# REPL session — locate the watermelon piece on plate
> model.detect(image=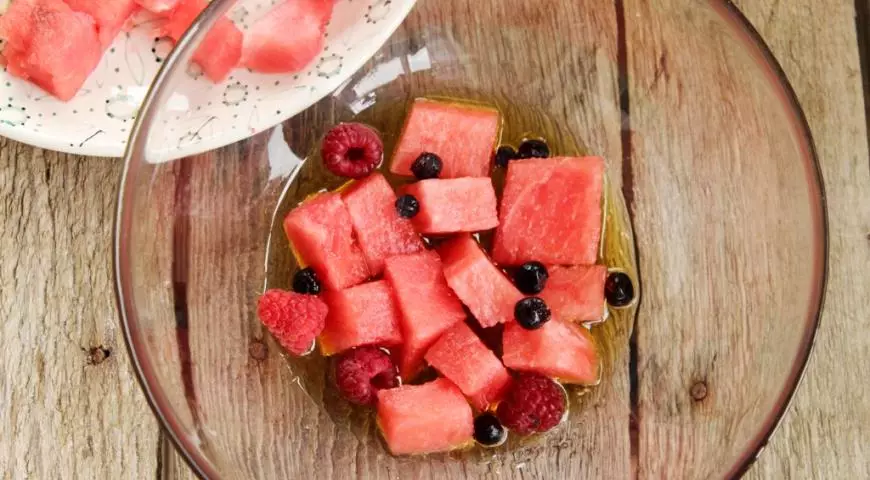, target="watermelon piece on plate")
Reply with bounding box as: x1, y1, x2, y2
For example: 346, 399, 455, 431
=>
342, 173, 425, 275
493, 157, 605, 266
502, 319, 600, 385
135, 0, 179, 13
0, 0, 103, 101
390, 99, 500, 178
192, 19, 243, 82
319, 280, 403, 355
425, 322, 512, 411
402, 178, 499, 234
438, 235, 523, 328
65, 0, 139, 47
377, 378, 474, 455
158, 0, 242, 82
243, 0, 333, 73
383, 252, 466, 380
540, 265, 607, 323
283, 192, 370, 291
